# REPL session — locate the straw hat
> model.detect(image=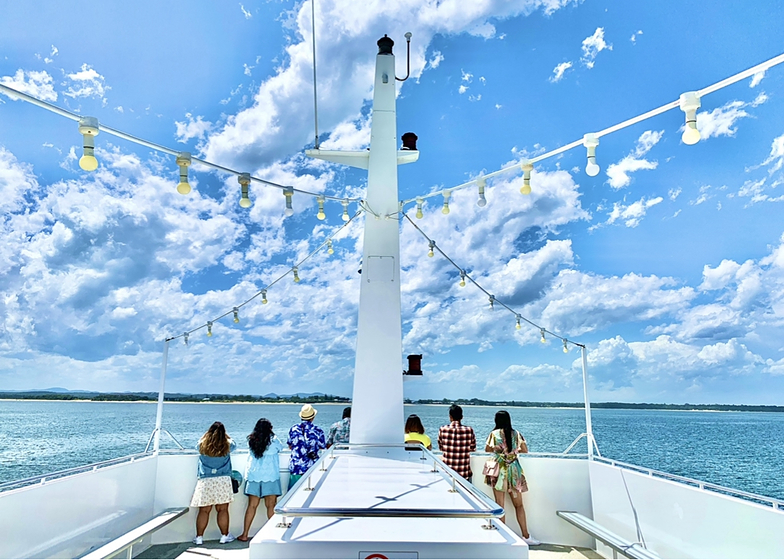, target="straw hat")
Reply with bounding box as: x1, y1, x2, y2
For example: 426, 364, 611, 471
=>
299, 404, 317, 420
